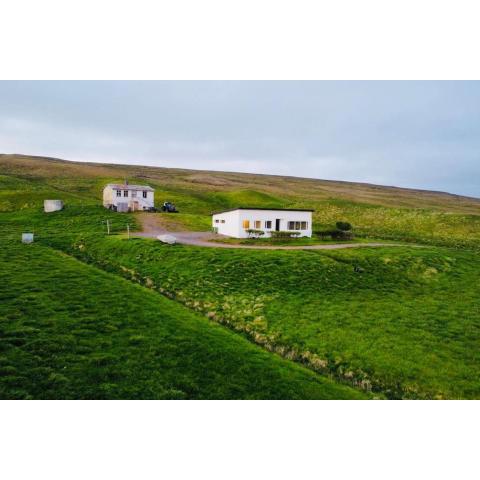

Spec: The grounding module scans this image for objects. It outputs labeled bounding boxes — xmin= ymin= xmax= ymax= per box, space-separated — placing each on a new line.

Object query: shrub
xmin=246 ymin=229 xmax=265 ymax=238
xmin=331 ymin=230 xmax=354 ymax=240
xmin=315 ymin=230 xmax=336 ymax=239
xmin=316 ymin=223 xmax=354 ymax=240
xmin=336 ymin=221 xmax=352 ymax=231
xmin=270 ymin=231 xmax=300 ymax=240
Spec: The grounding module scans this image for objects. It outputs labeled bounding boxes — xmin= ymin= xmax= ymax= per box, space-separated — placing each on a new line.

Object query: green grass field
xmin=3 ymin=153 xmax=480 ymax=249
xmin=0 ymin=238 xmax=366 ymax=399
xmin=1 ymin=154 xmax=480 ymax=399
xmin=62 ymin=237 xmax=480 ymax=399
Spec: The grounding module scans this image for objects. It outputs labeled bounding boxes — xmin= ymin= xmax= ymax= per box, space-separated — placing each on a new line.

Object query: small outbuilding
xmin=103 ymin=183 xmax=155 ymax=212
xmin=212 ymin=207 xmax=314 ymax=238
xmin=22 ymin=233 xmax=34 ymax=244
xmin=44 ymin=199 xmax=64 ymax=212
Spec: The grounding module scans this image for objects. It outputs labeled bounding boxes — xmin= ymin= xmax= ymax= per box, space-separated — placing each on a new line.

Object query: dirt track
xmin=135 ymin=213 xmax=406 ymax=250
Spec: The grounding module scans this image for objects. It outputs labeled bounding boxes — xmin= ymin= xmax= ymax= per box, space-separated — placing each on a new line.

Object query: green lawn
xmin=0 ymin=240 xmax=366 ymax=399
xmin=64 ymin=235 xmax=480 ymax=399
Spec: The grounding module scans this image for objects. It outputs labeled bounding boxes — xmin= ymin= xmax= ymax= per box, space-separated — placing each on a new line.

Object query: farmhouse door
xmin=275 ymin=219 xmax=281 ymax=231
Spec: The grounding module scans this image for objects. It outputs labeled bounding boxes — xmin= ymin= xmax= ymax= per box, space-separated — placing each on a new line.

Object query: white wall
xmin=103 ymin=187 xmax=154 ymax=210
xmin=212 ymin=209 xmax=312 ymax=238
xmin=212 ymin=210 xmax=241 ymax=237
xmin=103 ymin=186 xmax=114 ymax=207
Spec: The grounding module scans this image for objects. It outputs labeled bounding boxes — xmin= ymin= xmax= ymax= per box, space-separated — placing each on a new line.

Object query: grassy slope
xmin=0 ymin=240 xmax=365 ymax=399
xmin=1 ymin=154 xmax=480 ymax=399
xmin=66 ymin=237 xmax=480 ymax=399
xmin=2 ymin=153 xmax=480 ymax=249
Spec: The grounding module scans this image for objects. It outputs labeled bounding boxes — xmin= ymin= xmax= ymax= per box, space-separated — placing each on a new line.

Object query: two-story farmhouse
xmin=103 ymin=183 xmax=155 ymax=212
xmin=212 ymin=207 xmax=313 ymax=238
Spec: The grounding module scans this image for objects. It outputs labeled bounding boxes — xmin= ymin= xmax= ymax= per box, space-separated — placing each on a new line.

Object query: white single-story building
xmin=103 ymin=183 xmax=155 ymax=212
xmin=212 ymin=207 xmax=314 ymax=238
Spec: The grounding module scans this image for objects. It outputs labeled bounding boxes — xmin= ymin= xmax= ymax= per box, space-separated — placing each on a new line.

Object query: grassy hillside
xmin=0 ymin=237 xmax=365 ymax=400
xmin=3 ymin=153 xmax=480 ymax=212
xmin=2 ymin=154 xmax=480 ymax=249
xmin=1 ymin=154 xmax=480 ymax=399
xmin=61 ymin=237 xmax=480 ymax=399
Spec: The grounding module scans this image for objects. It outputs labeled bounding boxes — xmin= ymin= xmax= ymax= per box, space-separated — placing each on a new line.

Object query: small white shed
xmin=44 ymin=199 xmax=64 ymax=212
xmin=22 ymin=233 xmax=34 ymax=244
xmin=212 ymin=207 xmax=314 ymax=238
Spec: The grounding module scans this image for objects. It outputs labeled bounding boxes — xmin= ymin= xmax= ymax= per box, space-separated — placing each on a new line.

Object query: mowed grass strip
xmin=0 ymin=241 xmax=366 ymax=399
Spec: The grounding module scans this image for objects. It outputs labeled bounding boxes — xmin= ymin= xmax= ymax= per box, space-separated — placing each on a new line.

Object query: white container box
xmin=44 ymin=199 xmax=64 ymax=212
xmin=22 ymin=233 xmax=34 ymax=244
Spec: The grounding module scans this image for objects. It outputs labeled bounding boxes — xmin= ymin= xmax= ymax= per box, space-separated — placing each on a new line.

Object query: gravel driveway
xmin=134 ymin=215 xmax=403 ymax=250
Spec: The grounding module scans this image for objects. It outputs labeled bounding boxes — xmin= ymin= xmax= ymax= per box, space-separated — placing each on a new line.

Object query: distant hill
xmin=2 ymin=153 xmax=480 ymax=213
xmin=2 ymin=153 xmax=480 ymax=249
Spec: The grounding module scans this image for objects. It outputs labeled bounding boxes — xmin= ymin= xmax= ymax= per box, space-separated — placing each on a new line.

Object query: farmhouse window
xmin=143 ymin=191 xmax=147 ymax=198
xmin=215 ymin=219 xmax=219 ymax=223
xmin=123 ymin=190 xmax=129 ymax=197
xmin=221 ymin=220 xmax=225 ymax=223
xmin=288 ymin=221 xmax=307 ymax=230
xmin=243 ymin=220 xmax=250 ymax=229
xmin=254 ymin=220 xmax=261 ymax=229
xmin=265 ymin=220 xmax=272 ymax=229
xmin=116 ymin=190 xmax=121 ymax=197
xmin=131 ymin=190 xmax=137 ymax=197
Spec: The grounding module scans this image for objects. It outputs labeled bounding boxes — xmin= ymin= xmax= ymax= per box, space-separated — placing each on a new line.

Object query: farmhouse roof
xmin=105 ymin=183 xmax=154 ymax=191
xmin=212 ymin=207 xmax=314 ymax=215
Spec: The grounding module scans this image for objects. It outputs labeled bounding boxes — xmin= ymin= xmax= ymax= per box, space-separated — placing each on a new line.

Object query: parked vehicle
xmin=161 ymin=201 xmax=178 ymax=213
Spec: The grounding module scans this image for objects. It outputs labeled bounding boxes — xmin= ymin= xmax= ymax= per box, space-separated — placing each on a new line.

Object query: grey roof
xmin=105 ymin=183 xmax=154 ymax=191
xmin=212 ymin=207 xmax=314 ymax=215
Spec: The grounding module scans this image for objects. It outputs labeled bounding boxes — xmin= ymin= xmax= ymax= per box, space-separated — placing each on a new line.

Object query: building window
xmin=123 ymin=190 xmax=129 ymax=197
xmin=287 ymin=221 xmax=308 ymax=230
xmin=131 ymin=190 xmax=137 ymax=197
xmin=215 ymin=219 xmax=220 ymax=223
xmin=242 ymin=220 xmax=250 ymax=229
xmin=265 ymin=220 xmax=272 ymax=229
xmin=254 ymin=220 xmax=261 ymax=229
xmin=221 ymin=220 xmax=225 ymax=223
xmin=143 ymin=191 xmax=147 ymax=198
xmin=116 ymin=190 xmax=121 ymax=197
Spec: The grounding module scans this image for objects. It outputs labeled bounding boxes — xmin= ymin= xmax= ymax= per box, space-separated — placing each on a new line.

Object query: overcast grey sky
xmin=1 ymin=81 xmax=479 ymax=197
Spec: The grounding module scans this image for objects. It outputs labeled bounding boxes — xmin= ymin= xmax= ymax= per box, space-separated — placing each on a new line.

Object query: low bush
xmin=270 ymin=231 xmax=300 ymax=240
xmin=316 ymin=222 xmax=354 ymax=240
xmin=315 ymin=230 xmax=337 ymax=239
xmin=315 ymin=229 xmax=354 ymax=240
xmin=336 ymin=221 xmax=353 ymax=231
xmin=331 ymin=230 xmax=354 ymax=240
xmin=246 ymin=229 xmax=265 ymax=238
